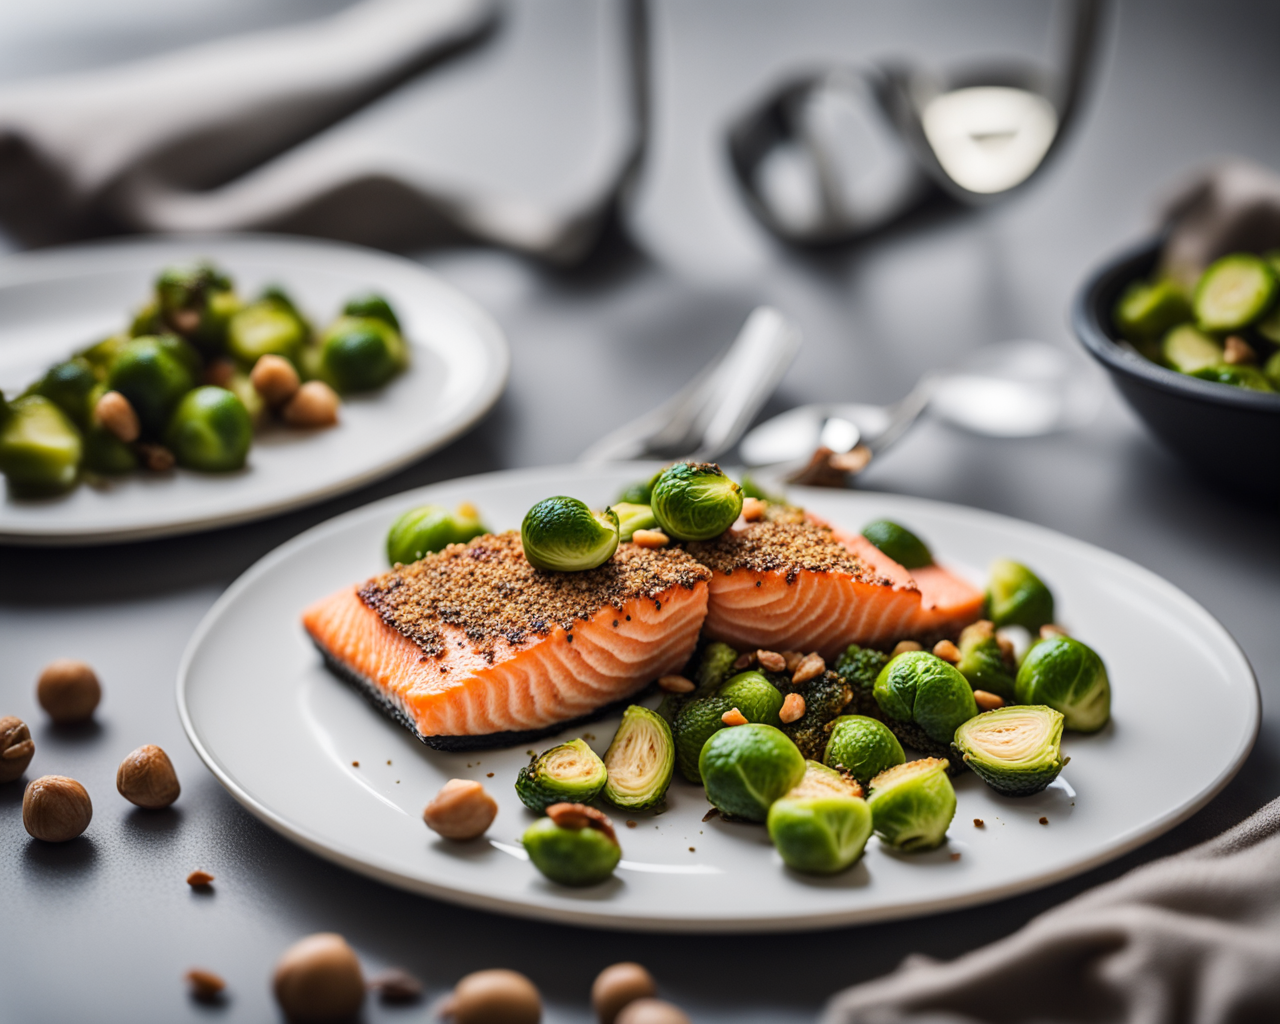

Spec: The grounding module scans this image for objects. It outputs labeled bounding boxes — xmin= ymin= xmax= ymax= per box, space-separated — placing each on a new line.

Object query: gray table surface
xmin=2 ymin=1 xmax=1277 ymax=1021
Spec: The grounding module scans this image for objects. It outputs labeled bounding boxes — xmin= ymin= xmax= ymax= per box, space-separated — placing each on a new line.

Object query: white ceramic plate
xmin=0 ymin=235 xmax=508 ymax=544
xmin=177 ymin=465 xmax=1259 ymax=932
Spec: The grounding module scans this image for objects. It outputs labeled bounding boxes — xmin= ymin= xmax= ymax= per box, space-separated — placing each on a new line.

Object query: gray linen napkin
xmin=823 ymin=797 xmax=1280 ymax=1024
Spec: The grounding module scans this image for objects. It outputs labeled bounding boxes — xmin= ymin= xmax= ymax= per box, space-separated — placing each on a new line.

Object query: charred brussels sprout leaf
xmin=609 ymin=501 xmax=657 ymax=542
xmin=861 ymin=519 xmax=933 ymax=569
xmin=953 ymin=705 xmax=1067 ymax=796
xmin=700 ymin=723 xmax=806 ymax=821
xmin=107 ymin=335 xmax=199 ymax=435
xmin=0 ymin=394 xmax=82 ymax=495
xmin=767 ymin=761 xmax=872 ymax=874
xmin=867 ymin=757 xmax=956 ymax=851
xmin=823 ymin=715 xmax=905 ymax=786
xmin=956 ymin=620 xmax=1017 ymax=701
xmin=343 ymin=292 xmax=401 ymax=331
xmin=522 ymin=807 xmax=620 ymax=886
xmin=1015 ymin=636 xmax=1111 ymax=732
xmin=717 ymin=671 xmax=784 ymax=727
xmin=873 ymin=652 xmax=978 ymax=747
xmin=515 ymin=738 xmax=608 ymax=813
xmin=650 ymin=461 xmax=743 ymax=541
xmin=165 ymin=387 xmax=252 ymax=472
xmin=1113 ymin=277 xmax=1191 ymax=343
xmin=521 ymin=497 xmax=619 ymax=571
xmin=985 ymin=559 xmax=1055 ymax=632
xmin=603 ymin=706 xmax=674 ymax=810
xmin=386 ymin=503 xmax=487 ymax=566
xmin=319 ymin=315 xmax=408 ymax=393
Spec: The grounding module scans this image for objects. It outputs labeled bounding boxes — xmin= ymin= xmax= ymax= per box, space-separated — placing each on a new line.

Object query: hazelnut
xmin=94 ymin=390 xmax=140 ymax=443
xmin=282 ymin=381 xmax=339 ymax=428
xmin=23 ymin=774 xmax=92 ymax=842
xmin=273 ymin=933 xmax=364 ymax=1023
xmin=973 ymin=690 xmax=1006 ymax=711
xmin=657 ymin=675 xmax=694 ymax=694
xmin=779 ymin=692 xmax=806 ymax=724
xmin=617 ymin=999 xmax=691 ymax=1024
xmin=756 ymin=649 xmax=786 ymax=672
xmin=116 ymin=744 xmax=181 ymax=808
xmin=0 ymin=716 xmax=35 ymax=783
xmin=790 ymin=652 xmax=825 ymax=683
xmin=890 ymin=640 xmax=922 ymax=658
xmin=251 ymin=354 xmax=301 ymax=407
xmin=442 ymin=969 xmax=541 ymax=1024
xmin=36 ymin=659 xmax=101 ymax=724
xmin=369 ymin=968 xmax=423 ymax=1004
xmin=720 ymin=707 xmax=749 ymax=727
xmin=593 ymin=962 xmax=657 ymax=1024
xmin=741 ymin=497 xmax=766 ymax=521
xmin=202 ymin=359 xmax=237 ymax=388
xmin=423 ymin=779 xmax=497 ymax=841
xmin=932 ymin=639 xmax=962 ymax=663
xmin=630 ymin=529 xmax=669 ymax=548
xmin=185 ymin=969 xmax=225 ymax=1002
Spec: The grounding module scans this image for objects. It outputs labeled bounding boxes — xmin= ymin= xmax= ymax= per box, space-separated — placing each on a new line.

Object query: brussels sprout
xmin=673 ymin=695 xmax=735 ymax=783
xmin=515 ymin=738 xmax=608 ymax=812
xmin=77 ymin=334 xmax=128 ymax=377
xmin=227 ymin=298 xmax=308 ymax=367
xmin=107 ymin=335 xmax=199 ymax=435
xmin=343 ymin=292 xmax=401 ymax=331
xmin=1194 ymin=253 xmax=1277 ymax=332
xmin=155 ymin=263 xmax=240 ymax=352
xmin=873 ymin=651 xmax=978 ymax=747
xmin=861 ymin=519 xmax=933 ymax=569
xmin=0 ymin=394 xmax=82 ymax=494
xmin=867 ymin=757 xmax=956 ymax=851
xmin=955 ymin=620 xmax=1017 ymax=701
xmin=1161 ymin=324 xmax=1223 ymax=374
xmin=603 ymin=706 xmax=674 ymax=810
xmin=164 ymin=387 xmax=252 ymax=472
xmin=717 ymin=671 xmax=784 ymax=727
xmin=1266 ymin=349 xmax=1280 ymax=388
xmin=319 ymin=315 xmax=408 ymax=393
xmin=1189 ymin=363 xmax=1277 ymax=392
xmin=29 ymin=358 xmax=98 ymax=428
xmin=521 ymin=497 xmax=619 ymax=571
xmin=609 ymin=501 xmax=657 ymax=542
xmin=835 ymin=643 xmax=890 ymax=701
xmin=522 ymin=804 xmax=621 ymax=886
xmin=658 ymin=641 xmax=739 ymax=723
xmin=616 ymin=473 xmax=658 ymax=506
xmin=650 ymin=461 xmax=743 ymax=541
xmin=823 ymin=715 xmax=905 ymax=786
xmin=953 ymin=705 xmax=1067 ymax=796
xmin=1015 ymin=635 xmax=1110 ymax=732
xmin=767 ymin=761 xmax=872 ymax=875
xmin=1113 ymin=277 xmax=1191 ymax=342
xmin=985 ymin=559 xmax=1055 ymax=633
xmin=699 ymin=723 xmax=806 ymax=821
xmin=82 ymin=419 xmax=138 ymax=475
xmin=387 ymin=503 xmax=488 ymax=566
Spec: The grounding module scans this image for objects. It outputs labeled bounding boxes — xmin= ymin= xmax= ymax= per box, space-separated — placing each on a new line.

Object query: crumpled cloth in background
xmin=0 ymin=0 xmax=640 ymax=262
xmin=823 ymin=796 xmax=1280 ymax=1024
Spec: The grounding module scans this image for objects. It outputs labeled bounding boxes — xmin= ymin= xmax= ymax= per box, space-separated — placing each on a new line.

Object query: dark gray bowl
xmin=1072 ymin=240 xmax=1280 ymax=502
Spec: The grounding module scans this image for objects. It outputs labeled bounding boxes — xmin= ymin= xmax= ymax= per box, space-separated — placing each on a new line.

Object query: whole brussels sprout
xmin=673 ymin=695 xmax=735 ymax=784
xmin=861 ymin=519 xmax=933 ymax=569
xmin=717 ymin=671 xmax=784 ymax=727
xmin=767 ymin=761 xmax=872 ymax=875
xmin=155 ymin=263 xmax=240 ymax=352
xmin=603 ymin=705 xmax=674 ymax=810
xmin=953 ymin=705 xmax=1067 ymax=796
xmin=955 ymin=620 xmax=1017 ymax=701
xmin=650 ymin=461 xmax=743 ymax=541
xmin=164 ymin=387 xmax=252 ymax=472
xmin=522 ymin=804 xmax=621 ymax=886
xmin=318 ymin=315 xmax=408 ymax=393
xmin=515 ymin=738 xmax=608 ymax=813
xmin=873 ymin=651 xmax=978 ymax=747
xmin=867 ymin=757 xmax=956 ymax=852
xmin=29 ymin=358 xmax=98 ymax=428
xmin=521 ymin=497 xmax=619 ymax=571
xmin=343 ymin=292 xmax=401 ymax=331
xmin=227 ymin=298 xmax=308 ymax=367
xmin=77 ymin=334 xmax=128 ymax=377
xmin=387 ymin=502 xmax=488 ymax=566
xmin=1015 ymin=635 xmax=1111 ymax=732
xmin=823 ymin=715 xmax=905 ymax=786
xmin=0 ymin=394 xmax=82 ymax=494
xmin=609 ymin=501 xmax=657 ymax=542
xmin=107 ymin=335 xmax=199 ymax=435
xmin=699 ymin=723 xmax=806 ymax=821
xmin=985 ymin=559 xmax=1055 ymax=632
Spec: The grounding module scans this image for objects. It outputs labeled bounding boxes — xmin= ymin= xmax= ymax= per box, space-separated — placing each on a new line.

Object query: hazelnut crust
xmin=273 ymin=933 xmax=364 ymax=1024
xmin=116 ymin=744 xmax=181 ymax=808
xmin=36 ymin=659 xmax=101 ymax=724
xmin=23 ymin=775 xmax=92 ymax=842
xmin=593 ymin=962 xmax=657 ymax=1024
xmin=0 ymin=716 xmax=35 ymax=783
xmin=423 ymin=779 xmax=497 ymax=841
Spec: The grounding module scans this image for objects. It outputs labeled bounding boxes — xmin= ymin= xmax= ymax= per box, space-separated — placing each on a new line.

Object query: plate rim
xmin=176 ymin=463 xmax=1262 ymax=932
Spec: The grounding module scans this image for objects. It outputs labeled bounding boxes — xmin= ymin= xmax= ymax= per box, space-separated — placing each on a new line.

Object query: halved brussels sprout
xmin=673 ymin=695 xmax=734 ymax=783
xmin=1161 ymin=324 xmax=1222 ymax=374
xmin=717 ymin=671 xmax=784 ymax=727
xmin=953 ymin=705 xmax=1067 ymax=796
xmin=107 ymin=335 xmax=199 ymax=435
xmin=609 ymin=501 xmax=657 ymax=542
xmin=227 ymin=299 xmax=308 ymax=367
xmin=522 ymin=804 xmax=620 ymax=886
xmin=387 ymin=502 xmax=488 ymax=566
xmin=318 ymin=315 xmax=408 ymax=393
xmin=873 ymin=651 xmax=978 ymax=747
xmin=521 ymin=497 xmax=619 ymax=571
xmin=343 ymin=292 xmax=401 ymax=331
xmin=699 ymin=723 xmax=806 ymax=821
xmin=0 ymin=394 xmax=82 ymax=495
xmin=165 ymin=387 xmax=253 ymax=472
xmin=1113 ymin=277 xmax=1191 ymax=342
xmin=823 ymin=715 xmax=905 ymax=786
xmin=861 ymin=519 xmax=933 ymax=569
xmin=1194 ymin=253 xmax=1277 ymax=332
xmin=1015 ymin=635 xmax=1111 ymax=732
xmin=867 ymin=757 xmax=956 ymax=851
xmin=603 ymin=706 xmax=674 ymax=810
xmin=985 ymin=559 xmax=1055 ymax=633
xmin=515 ymin=738 xmax=608 ymax=812
xmin=1190 ymin=363 xmax=1277 ymax=392
xmin=650 ymin=461 xmax=743 ymax=541
xmin=956 ymin=620 xmax=1016 ymax=701
xmin=767 ymin=761 xmax=872 ymax=874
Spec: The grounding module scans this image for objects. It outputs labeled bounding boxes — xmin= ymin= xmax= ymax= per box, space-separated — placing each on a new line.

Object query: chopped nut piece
xmin=779 ymin=693 xmax=807 ymax=724
xmin=996 ymin=636 xmax=1016 ymax=660
xmin=94 ymin=390 xmax=140 ymax=443
xmin=625 ymin=820 xmax=637 ymax=828
xmin=1040 ymin=623 xmax=1069 ymax=639
xmin=973 ymin=689 xmax=1006 ymax=711
xmin=781 ymin=650 xmax=804 ymax=672
xmin=974 ymin=818 xmax=985 ymax=828
xmin=630 ymin=529 xmax=670 ymax=548
xmin=0 ymin=716 xmax=35 ymax=784
xmin=546 ymin=802 xmax=618 ymax=843
xmin=756 ymin=650 xmax=787 ymax=672
xmin=423 ymin=779 xmax=497 ymax=841
xmin=282 ymin=380 xmax=339 ymax=427
xmin=187 ymin=870 xmax=214 ymax=887
xmin=23 ymin=775 xmax=92 ymax=842
xmin=1039 ymin=816 xmax=1049 ymax=825
xmin=932 ymin=639 xmax=962 ymax=663
xmin=117 ymin=744 xmax=181 ymax=808
xmin=791 ymin=652 xmax=825 ymax=684
xmin=185 ymin=969 xmax=225 ymax=1002
xmin=720 ymin=707 xmax=749 ymax=727
xmin=741 ymin=497 xmax=766 ymax=521
xmin=891 ymin=640 xmax=923 ymax=658
xmin=169 ymin=308 xmax=200 ymax=334
xmin=250 ymin=354 xmax=300 ymax=407
xmin=950 ymin=852 xmax=962 ymax=861
xmin=370 ymin=968 xmax=423 ymax=1004
xmin=37 ymin=659 xmax=101 ymax=724
xmin=137 ymin=442 xmax=176 ymax=472
xmin=1223 ymin=335 xmax=1257 ymax=365
xmin=657 ymin=674 xmax=695 ymax=694
xmin=732 ymin=652 xmax=756 ymax=671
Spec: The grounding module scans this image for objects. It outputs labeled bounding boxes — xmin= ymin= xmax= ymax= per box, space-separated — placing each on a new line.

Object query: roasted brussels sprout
xmin=0 ymin=394 xmax=82 ymax=494
xmin=223 ymin=371 xmax=266 ymax=429
xmin=1161 ymin=324 xmax=1222 ymax=374
xmin=867 ymin=757 xmax=956 ymax=851
xmin=699 ymin=723 xmax=806 ymax=821
xmin=953 ymin=705 xmax=1067 ymax=796
xmin=107 ymin=335 xmax=199 ymax=435
xmin=616 ymin=473 xmax=658 ymax=506
xmin=767 ymin=761 xmax=872 ymax=875
xmin=521 ymin=497 xmax=619 ymax=571
xmin=603 ymin=706 xmax=674 ymax=810
xmin=673 ymin=695 xmax=735 ymax=783
xmin=955 ymin=620 xmax=1017 ymax=701
xmin=1194 ymin=253 xmax=1277 ymax=332
xmin=873 ymin=651 xmax=978 ymax=747
xmin=1113 ymin=277 xmax=1191 ymax=343
xmin=77 ymin=334 xmax=128 ymax=377
xmin=522 ymin=804 xmax=621 ymax=886
xmin=649 ymin=462 xmax=743 ymax=541
xmin=318 ymin=315 xmax=408 ymax=393
xmin=515 ymin=738 xmax=608 ymax=813
xmin=861 ymin=519 xmax=933 ymax=569
xmin=835 ymin=643 xmax=890 ymax=705
xmin=717 ymin=671 xmax=784 ymax=727
xmin=609 ymin=502 xmax=657 ymax=542
xmin=227 ymin=298 xmax=308 ymax=367
xmin=29 ymin=359 xmax=97 ymax=428
xmin=985 ymin=559 xmax=1055 ymax=633
xmin=82 ymin=423 xmax=138 ymax=474
xmin=343 ymin=292 xmax=400 ymax=331
xmin=387 ymin=502 xmax=487 ymax=566
xmin=1015 ymin=635 xmax=1111 ymax=732
xmin=164 ymin=387 xmax=253 ymax=472
xmin=823 ymin=715 xmax=905 ymax=786
xmin=1266 ymin=349 xmax=1280 ymax=387
xmin=155 ymin=263 xmax=240 ymax=353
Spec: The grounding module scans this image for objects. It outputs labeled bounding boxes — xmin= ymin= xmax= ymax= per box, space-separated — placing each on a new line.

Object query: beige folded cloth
xmin=823 ymin=796 xmax=1280 ymax=1024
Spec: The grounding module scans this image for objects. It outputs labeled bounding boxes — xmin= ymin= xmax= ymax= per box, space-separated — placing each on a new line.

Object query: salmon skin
xmin=303 ymin=532 xmax=711 ymax=750
xmin=686 ymin=517 xmax=983 ymax=660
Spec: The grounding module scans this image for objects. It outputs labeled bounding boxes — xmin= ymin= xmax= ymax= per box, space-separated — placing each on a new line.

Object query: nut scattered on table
xmin=273 ymin=932 xmax=364 ymax=1023
xmin=368 ymin=968 xmax=423 ymax=1004
xmin=187 ymin=870 xmax=214 ymax=887
xmin=282 ymin=380 xmax=340 ymax=428
xmin=250 ymin=354 xmax=301 ymax=406
xmin=23 ymin=775 xmax=92 ymax=842
xmin=185 ymin=969 xmax=225 ymax=1002
xmin=592 ymin=962 xmax=657 ymax=1024
xmin=423 ymin=779 xmax=498 ymax=841
xmin=442 ymin=969 xmax=541 ymax=1024
xmin=616 ymin=998 xmax=692 ymax=1024
xmin=116 ymin=743 xmax=181 ymax=808
xmin=36 ymin=659 xmax=101 ymax=724
xmin=0 ymin=716 xmax=35 ymax=783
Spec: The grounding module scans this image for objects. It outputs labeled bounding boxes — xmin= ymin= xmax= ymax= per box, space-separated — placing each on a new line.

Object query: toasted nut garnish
xmin=0 ymin=716 xmax=35 ymax=783
xmin=443 ymin=969 xmax=541 ymax=1024
xmin=828 ymin=445 xmax=872 ymax=474
xmin=741 ymin=497 xmax=766 ymax=521
xmin=137 ymin=442 xmax=176 ymax=472
xmin=781 ymin=651 xmax=804 ymax=672
xmin=732 ymin=652 xmax=756 ymax=670
xmin=201 ymin=359 xmax=237 ymax=388
xmin=117 ymin=744 xmax=181 ymax=808
xmin=1224 ymin=335 xmax=1257 ymax=365
xmin=933 ymin=639 xmax=962 ymax=663
xmin=720 ymin=707 xmax=749 ymax=727
xmin=187 ymin=870 xmax=215 ymax=887
xmin=779 ymin=693 xmax=806 ymax=724
xmin=546 ymin=802 xmax=618 ymax=843
xmin=891 ymin=640 xmax=923 ymax=658
xmin=282 ymin=380 xmax=339 ymax=427
xmin=185 ymin=969 xmax=225 ymax=1002
xmin=273 ymin=933 xmax=364 ymax=1023
xmin=974 ymin=818 xmax=985 ymax=827
xmin=617 ymin=998 xmax=693 ymax=1024
xmin=23 ymin=775 xmax=92 ymax=842
xmin=631 ymin=529 xmax=669 ymax=548
xmin=94 ymin=390 xmax=140 ymax=443
xmin=593 ymin=962 xmax=658 ymax=1024
xmin=423 ymin=778 xmax=497 ymax=841
xmin=37 ymin=659 xmax=101 ymax=724
xmin=972 ymin=690 xmax=1006 ymax=711
xmin=996 ymin=636 xmax=1016 ymax=660
xmin=756 ymin=650 xmax=786 ymax=672
xmin=1040 ymin=623 xmax=1069 ymax=639
xmin=369 ymin=968 xmax=423 ymax=1004
xmin=250 ymin=354 xmax=301 ymax=407
xmin=791 ymin=652 xmax=825 ymax=683
xmin=657 ymin=674 xmax=695 ymax=693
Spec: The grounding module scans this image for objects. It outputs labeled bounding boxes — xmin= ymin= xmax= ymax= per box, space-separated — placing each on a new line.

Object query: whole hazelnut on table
xmin=36 ymin=659 xmax=101 ymax=724
xmin=593 ymin=962 xmax=657 ymax=1024
xmin=0 ymin=717 xmax=35 ymax=783
xmin=423 ymin=779 xmax=498 ymax=841
xmin=442 ymin=969 xmax=541 ymax=1024
xmin=273 ymin=932 xmax=364 ymax=1023
xmin=23 ymin=775 xmax=92 ymax=842
xmin=116 ymin=744 xmax=181 ymax=808
xmin=616 ymin=999 xmax=692 ymax=1024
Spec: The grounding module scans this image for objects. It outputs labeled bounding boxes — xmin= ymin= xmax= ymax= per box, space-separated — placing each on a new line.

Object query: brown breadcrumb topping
xmin=358 ymin=532 xmax=711 ymax=661
xmin=686 ymin=520 xmax=889 ymax=585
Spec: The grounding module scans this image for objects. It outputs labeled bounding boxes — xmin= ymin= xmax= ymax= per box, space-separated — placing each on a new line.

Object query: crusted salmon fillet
xmin=303 ymin=532 xmax=711 ymax=749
